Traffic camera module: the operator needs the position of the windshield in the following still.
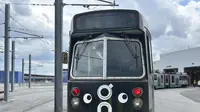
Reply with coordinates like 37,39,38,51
72,38,143,78
107,40,143,77
72,40,103,77
180,76,188,80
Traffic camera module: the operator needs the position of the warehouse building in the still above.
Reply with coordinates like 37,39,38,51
154,47,200,85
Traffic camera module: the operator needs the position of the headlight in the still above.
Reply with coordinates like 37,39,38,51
132,98,143,110
71,97,80,108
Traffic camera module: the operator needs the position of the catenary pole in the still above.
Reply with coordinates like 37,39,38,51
4,4,10,101
54,0,63,111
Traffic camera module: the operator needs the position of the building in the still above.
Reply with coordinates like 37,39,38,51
0,70,68,83
0,71,23,83
23,73,54,82
154,47,200,85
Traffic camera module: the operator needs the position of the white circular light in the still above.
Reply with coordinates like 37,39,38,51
83,93,92,104
97,84,113,100
71,97,80,108
118,93,128,103
132,98,143,110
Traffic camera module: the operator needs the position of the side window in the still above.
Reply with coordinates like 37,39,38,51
166,76,169,83
154,75,157,80
172,76,175,83
161,75,163,83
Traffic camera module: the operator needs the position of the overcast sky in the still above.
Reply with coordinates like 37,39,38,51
0,0,200,75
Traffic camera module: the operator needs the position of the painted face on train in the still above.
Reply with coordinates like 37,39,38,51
68,81,149,112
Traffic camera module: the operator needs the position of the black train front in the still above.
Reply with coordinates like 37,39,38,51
67,9,155,112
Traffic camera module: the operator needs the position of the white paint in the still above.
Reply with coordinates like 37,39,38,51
83,93,92,104
97,102,112,112
109,84,113,88
97,84,113,100
118,93,128,104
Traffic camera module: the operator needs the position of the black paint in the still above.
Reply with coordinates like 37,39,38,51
67,80,151,112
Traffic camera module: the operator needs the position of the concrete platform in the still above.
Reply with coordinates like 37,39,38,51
0,85,67,112
0,85,199,112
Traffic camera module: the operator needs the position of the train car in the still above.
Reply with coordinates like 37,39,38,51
178,73,189,87
67,9,155,112
154,73,165,89
164,73,170,88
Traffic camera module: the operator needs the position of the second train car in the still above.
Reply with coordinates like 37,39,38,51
153,72,189,89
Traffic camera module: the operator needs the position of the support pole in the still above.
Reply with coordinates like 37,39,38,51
11,41,15,92
4,4,10,101
22,58,24,85
55,0,63,111
29,54,31,88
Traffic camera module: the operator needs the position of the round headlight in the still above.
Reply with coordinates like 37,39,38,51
71,97,80,108
132,98,143,110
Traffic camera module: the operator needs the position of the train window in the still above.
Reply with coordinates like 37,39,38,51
107,40,143,77
172,76,175,83
72,40,103,77
161,75,163,83
154,75,157,80
166,76,169,83
180,76,187,80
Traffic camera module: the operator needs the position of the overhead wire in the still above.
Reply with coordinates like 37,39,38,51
9,27,53,34
9,16,36,34
0,1,38,36
0,1,92,54
10,29,42,37
0,1,54,74
0,2,54,6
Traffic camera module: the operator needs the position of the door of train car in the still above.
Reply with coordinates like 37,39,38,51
154,73,158,89
156,74,165,89
169,74,177,88
160,74,165,88
175,75,180,87
169,74,175,88
164,74,169,88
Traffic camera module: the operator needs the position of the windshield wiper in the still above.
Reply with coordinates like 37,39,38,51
75,34,98,70
121,33,139,68
75,34,93,61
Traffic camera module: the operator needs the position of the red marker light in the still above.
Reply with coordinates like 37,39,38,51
72,87,80,96
133,87,143,97
131,15,134,18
